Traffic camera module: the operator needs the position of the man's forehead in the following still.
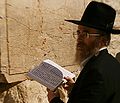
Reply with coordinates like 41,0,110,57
78,25,99,32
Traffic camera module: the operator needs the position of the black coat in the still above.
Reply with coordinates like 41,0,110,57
51,49,120,103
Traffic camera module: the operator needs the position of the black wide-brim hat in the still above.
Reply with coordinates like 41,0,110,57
65,1,120,34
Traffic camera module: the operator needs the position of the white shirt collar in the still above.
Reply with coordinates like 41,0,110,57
80,46,107,69
99,46,107,51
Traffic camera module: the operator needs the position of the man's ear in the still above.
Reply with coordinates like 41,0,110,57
98,36,106,48
101,36,109,46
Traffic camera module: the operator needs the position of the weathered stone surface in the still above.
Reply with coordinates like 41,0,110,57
1,0,83,76
0,81,48,103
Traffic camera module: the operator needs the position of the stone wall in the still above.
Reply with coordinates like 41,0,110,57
0,0,120,103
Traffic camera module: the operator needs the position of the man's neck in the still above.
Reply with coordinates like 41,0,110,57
80,54,93,69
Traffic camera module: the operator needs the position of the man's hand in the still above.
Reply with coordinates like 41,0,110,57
63,77,75,94
47,77,75,102
47,88,59,102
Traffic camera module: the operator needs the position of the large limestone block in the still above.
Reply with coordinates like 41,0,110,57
1,0,83,82
0,0,8,72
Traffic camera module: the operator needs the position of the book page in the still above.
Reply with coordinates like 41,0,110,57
27,62,63,91
44,59,75,79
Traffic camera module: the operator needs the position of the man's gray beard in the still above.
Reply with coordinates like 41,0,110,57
75,49,88,64
75,47,98,64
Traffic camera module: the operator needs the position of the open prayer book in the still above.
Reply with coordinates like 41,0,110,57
27,59,75,91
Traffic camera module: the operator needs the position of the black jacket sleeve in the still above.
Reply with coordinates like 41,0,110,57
50,97,64,103
68,68,106,103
